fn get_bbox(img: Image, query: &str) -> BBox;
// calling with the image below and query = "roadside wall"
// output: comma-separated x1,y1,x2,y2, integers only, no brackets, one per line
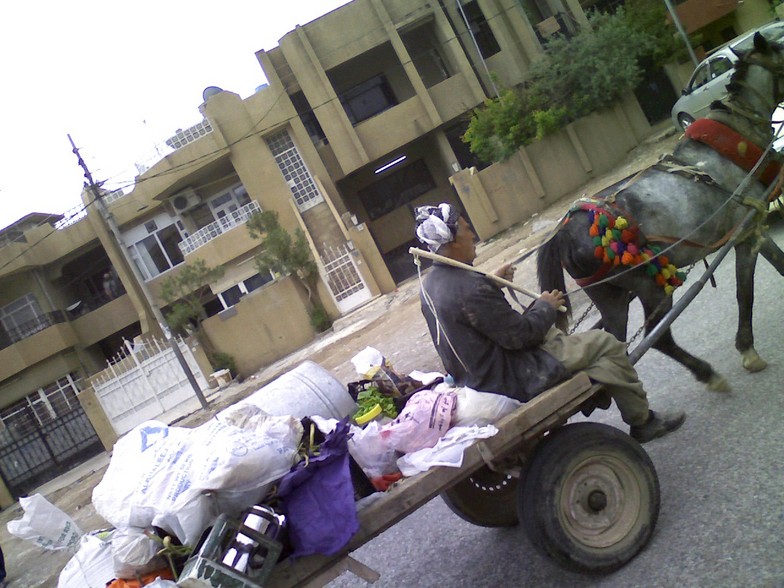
451,94,652,240
201,276,316,377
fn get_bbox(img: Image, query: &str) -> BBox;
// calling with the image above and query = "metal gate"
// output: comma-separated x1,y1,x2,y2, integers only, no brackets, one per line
0,375,103,498
321,244,372,313
92,336,209,435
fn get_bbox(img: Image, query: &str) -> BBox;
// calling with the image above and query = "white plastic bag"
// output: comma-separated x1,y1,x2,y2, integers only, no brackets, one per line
111,527,166,579
348,420,399,478
397,425,499,476
350,346,386,376
58,534,115,588
92,417,302,545
380,389,456,453
7,493,82,552
451,386,522,426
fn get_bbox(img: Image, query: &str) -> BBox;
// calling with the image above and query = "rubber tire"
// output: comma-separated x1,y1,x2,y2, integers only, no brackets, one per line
677,112,695,131
441,465,519,527
519,422,660,574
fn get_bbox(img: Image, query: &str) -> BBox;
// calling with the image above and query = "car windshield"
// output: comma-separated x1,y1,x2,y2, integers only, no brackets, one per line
733,22,784,52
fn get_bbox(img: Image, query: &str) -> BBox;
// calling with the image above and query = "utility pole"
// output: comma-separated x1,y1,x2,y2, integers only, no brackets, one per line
663,0,700,68
68,134,209,409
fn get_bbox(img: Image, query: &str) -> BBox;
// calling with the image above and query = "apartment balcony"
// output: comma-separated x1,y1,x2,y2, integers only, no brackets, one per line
69,295,138,347
0,311,69,351
178,200,262,256
0,318,78,382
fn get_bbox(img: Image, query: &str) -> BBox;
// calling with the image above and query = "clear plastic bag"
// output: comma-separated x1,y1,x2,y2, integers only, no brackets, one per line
7,493,82,552
348,420,399,478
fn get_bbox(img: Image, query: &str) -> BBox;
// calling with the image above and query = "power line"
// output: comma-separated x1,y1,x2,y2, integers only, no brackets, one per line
68,134,209,410
4,1,544,264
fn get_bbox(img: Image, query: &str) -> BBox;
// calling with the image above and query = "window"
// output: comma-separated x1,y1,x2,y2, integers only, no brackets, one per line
216,272,274,310
358,159,437,220
266,130,324,212
0,293,44,341
0,374,80,440
461,1,501,58
124,214,185,280
243,272,273,293
689,64,711,91
208,183,252,228
339,75,398,124
711,57,733,79
219,285,243,308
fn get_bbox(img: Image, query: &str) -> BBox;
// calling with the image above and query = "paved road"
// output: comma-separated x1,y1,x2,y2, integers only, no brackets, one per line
329,221,784,588
5,128,781,587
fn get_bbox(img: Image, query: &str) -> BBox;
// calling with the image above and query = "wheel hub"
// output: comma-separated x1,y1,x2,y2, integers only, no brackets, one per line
587,489,607,512
558,455,642,549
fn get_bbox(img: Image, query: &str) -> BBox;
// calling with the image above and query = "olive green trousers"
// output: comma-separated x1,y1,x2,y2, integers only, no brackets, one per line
541,328,650,426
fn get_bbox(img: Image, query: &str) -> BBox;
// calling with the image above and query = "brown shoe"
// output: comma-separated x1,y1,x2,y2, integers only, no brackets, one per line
630,410,686,443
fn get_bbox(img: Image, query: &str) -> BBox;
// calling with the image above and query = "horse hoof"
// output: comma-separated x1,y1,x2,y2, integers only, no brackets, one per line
741,349,767,372
707,374,731,393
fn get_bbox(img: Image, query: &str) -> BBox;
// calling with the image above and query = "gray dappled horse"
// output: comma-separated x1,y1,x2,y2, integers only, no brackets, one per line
538,33,784,392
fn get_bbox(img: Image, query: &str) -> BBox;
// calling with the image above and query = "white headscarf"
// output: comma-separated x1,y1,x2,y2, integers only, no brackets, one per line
415,203,459,252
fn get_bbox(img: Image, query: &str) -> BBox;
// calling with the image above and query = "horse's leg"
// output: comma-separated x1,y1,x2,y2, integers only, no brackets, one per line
758,233,784,276
634,282,730,392
735,241,767,372
583,283,630,341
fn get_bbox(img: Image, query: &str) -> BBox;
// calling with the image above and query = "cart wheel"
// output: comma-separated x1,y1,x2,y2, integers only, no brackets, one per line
520,422,659,574
441,465,519,527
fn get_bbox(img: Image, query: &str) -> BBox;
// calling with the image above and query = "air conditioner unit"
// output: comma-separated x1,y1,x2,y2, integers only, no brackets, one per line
171,188,201,213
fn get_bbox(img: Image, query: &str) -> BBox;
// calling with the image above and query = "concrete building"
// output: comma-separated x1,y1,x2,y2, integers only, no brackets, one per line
0,0,774,506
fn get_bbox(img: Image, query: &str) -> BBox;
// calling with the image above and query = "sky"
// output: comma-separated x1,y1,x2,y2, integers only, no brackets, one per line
0,0,352,230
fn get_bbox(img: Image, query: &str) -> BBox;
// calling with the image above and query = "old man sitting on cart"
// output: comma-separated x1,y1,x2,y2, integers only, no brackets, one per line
415,203,685,443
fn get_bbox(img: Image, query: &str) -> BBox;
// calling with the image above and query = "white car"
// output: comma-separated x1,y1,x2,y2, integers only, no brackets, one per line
671,21,784,131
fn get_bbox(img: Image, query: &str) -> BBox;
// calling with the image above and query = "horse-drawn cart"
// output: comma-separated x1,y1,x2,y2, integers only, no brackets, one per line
262,32,784,587
264,372,659,587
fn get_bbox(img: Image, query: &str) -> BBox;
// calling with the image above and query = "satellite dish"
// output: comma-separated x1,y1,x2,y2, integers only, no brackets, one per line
202,86,224,101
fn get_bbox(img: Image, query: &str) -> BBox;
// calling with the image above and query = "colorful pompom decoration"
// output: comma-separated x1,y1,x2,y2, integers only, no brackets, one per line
581,207,686,295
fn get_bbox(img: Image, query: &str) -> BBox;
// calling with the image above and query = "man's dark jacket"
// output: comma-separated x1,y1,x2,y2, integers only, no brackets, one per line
421,263,569,401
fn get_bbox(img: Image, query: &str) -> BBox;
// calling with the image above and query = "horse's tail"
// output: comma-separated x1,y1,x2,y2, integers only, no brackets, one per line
537,233,572,332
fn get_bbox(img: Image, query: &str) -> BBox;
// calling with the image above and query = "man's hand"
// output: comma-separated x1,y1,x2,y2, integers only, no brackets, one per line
539,289,566,310
494,263,516,282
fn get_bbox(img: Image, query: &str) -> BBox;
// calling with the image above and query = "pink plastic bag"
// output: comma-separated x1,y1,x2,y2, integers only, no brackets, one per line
379,390,456,453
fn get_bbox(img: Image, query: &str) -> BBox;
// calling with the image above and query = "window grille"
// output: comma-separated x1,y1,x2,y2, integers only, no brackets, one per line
265,130,324,212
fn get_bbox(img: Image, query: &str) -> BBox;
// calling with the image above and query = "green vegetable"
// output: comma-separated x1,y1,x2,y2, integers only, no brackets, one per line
354,387,398,420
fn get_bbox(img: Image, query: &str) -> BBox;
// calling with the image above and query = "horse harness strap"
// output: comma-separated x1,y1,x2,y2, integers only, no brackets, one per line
684,118,781,188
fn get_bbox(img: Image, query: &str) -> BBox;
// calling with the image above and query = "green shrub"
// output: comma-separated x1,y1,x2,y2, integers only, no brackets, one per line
310,305,333,333
211,351,237,377
464,1,680,163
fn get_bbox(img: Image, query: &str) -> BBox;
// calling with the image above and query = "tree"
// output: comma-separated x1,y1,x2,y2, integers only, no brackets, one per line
159,259,225,361
246,210,332,331
464,2,681,163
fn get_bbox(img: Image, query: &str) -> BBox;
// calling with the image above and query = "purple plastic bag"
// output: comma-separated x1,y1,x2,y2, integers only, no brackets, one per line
276,418,359,558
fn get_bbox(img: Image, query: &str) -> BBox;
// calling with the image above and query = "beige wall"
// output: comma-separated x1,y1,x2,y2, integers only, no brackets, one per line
734,0,775,32
0,216,95,277
201,276,316,377
0,324,79,385
349,224,397,294
78,387,118,452
69,295,139,346
0,351,83,405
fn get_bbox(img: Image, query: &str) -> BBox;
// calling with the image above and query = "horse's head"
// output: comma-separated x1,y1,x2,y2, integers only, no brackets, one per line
722,32,784,138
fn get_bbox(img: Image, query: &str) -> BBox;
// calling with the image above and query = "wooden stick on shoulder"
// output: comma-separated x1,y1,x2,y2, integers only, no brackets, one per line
409,247,567,312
